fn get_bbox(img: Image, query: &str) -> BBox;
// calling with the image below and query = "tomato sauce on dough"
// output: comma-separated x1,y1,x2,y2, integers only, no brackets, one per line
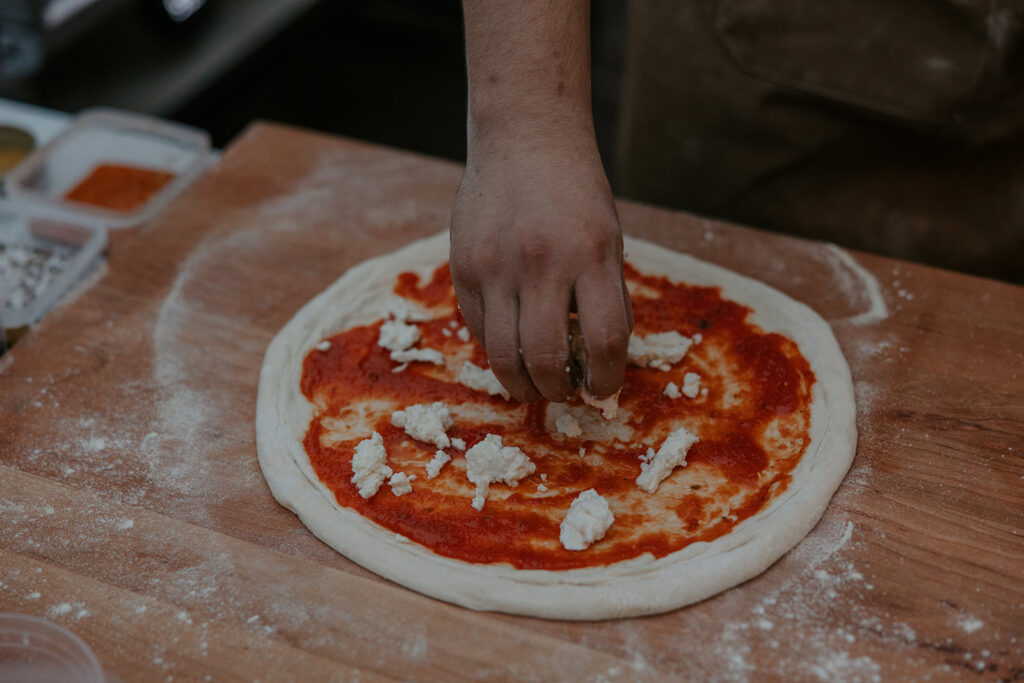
301,263,816,570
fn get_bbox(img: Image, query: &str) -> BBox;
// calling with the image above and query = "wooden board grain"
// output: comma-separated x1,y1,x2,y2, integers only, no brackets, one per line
1,122,1022,681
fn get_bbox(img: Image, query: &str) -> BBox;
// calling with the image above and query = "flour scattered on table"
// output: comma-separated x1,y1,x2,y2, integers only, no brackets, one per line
956,615,985,634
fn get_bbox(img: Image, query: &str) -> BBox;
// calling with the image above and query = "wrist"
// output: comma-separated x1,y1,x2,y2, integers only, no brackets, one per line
467,103,600,166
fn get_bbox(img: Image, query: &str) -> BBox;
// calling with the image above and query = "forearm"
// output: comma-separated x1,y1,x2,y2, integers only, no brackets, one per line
453,1,629,403
462,1,596,154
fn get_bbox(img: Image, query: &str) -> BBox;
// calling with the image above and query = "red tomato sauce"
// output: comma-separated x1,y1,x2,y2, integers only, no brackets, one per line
301,262,816,570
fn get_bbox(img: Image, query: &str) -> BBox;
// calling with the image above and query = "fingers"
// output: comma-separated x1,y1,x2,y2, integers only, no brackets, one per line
574,264,632,398
518,278,574,402
482,290,541,403
452,275,486,349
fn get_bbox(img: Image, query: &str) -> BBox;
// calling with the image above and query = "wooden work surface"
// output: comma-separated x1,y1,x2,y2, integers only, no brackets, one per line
2,123,1022,681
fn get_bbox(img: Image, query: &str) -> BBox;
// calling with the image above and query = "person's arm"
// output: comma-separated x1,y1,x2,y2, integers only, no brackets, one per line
451,0,632,403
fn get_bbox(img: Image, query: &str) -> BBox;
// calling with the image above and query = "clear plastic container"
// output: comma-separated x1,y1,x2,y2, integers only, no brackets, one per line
0,198,106,340
0,275,8,354
5,107,211,228
0,613,104,683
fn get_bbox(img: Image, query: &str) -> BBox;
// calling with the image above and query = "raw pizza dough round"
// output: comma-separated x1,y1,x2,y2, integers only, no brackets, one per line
256,230,856,620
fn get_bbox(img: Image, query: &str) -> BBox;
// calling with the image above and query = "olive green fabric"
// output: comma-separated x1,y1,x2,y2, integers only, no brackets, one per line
617,0,1024,281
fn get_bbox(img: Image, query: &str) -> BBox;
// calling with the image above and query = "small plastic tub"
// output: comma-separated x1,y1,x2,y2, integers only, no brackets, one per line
5,107,211,229
0,613,104,683
0,198,106,343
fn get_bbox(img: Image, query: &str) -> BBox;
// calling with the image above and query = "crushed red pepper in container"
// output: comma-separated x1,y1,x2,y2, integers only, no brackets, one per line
64,163,175,211
4,108,211,229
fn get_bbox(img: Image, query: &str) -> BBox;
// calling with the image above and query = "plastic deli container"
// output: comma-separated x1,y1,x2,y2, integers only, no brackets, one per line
0,199,106,343
5,107,211,228
0,614,104,683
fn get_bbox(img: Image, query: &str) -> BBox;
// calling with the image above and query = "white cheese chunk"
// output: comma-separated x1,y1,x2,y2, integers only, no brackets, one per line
388,471,416,496
450,437,466,451
456,326,471,342
465,434,536,510
425,450,451,479
391,402,453,448
537,484,549,493
457,361,510,400
663,381,681,399
390,347,444,365
555,413,583,438
559,489,615,551
692,333,703,344
627,331,693,371
389,300,432,323
315,340,332,352
636,427,699,494
682,372,701,399
378,319,421,353
580,387,620,420
350,432,392,499
441,327,452,337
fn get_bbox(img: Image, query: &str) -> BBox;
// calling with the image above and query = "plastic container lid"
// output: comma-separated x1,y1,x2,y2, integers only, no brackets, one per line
5,107,211,229
0,613,104,683
0,198,107,331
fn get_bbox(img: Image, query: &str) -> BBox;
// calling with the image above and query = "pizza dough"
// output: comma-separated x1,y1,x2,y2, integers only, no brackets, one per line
255,230,856,620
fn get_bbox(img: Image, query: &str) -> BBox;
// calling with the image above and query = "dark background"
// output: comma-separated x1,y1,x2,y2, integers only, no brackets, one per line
2,0,627,181
3,0,1020,283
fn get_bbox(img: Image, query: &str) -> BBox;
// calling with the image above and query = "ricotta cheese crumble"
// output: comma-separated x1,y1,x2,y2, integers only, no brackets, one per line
390,347,444,365
627,331,693,371
464,434,536,510
457,362,510,400
559,489,615,551
425,450,451,479
378,318,420,353
388,471,416,496
636,426,700,494
391,402,453,449
555,413,583,438
682,372,701,399
350,432,392,498
663,381,681,399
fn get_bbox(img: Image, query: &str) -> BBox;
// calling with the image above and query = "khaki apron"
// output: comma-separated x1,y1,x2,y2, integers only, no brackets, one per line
617,0,1024,281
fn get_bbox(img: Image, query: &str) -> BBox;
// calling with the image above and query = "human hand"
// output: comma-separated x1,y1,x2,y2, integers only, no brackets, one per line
450,137,632,403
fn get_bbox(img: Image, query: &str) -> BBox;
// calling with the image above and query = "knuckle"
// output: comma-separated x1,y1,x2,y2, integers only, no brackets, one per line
578,227,621,264
515,234,556,271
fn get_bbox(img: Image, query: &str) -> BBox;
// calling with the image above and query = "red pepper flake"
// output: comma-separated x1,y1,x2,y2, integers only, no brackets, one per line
65,163,175,211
